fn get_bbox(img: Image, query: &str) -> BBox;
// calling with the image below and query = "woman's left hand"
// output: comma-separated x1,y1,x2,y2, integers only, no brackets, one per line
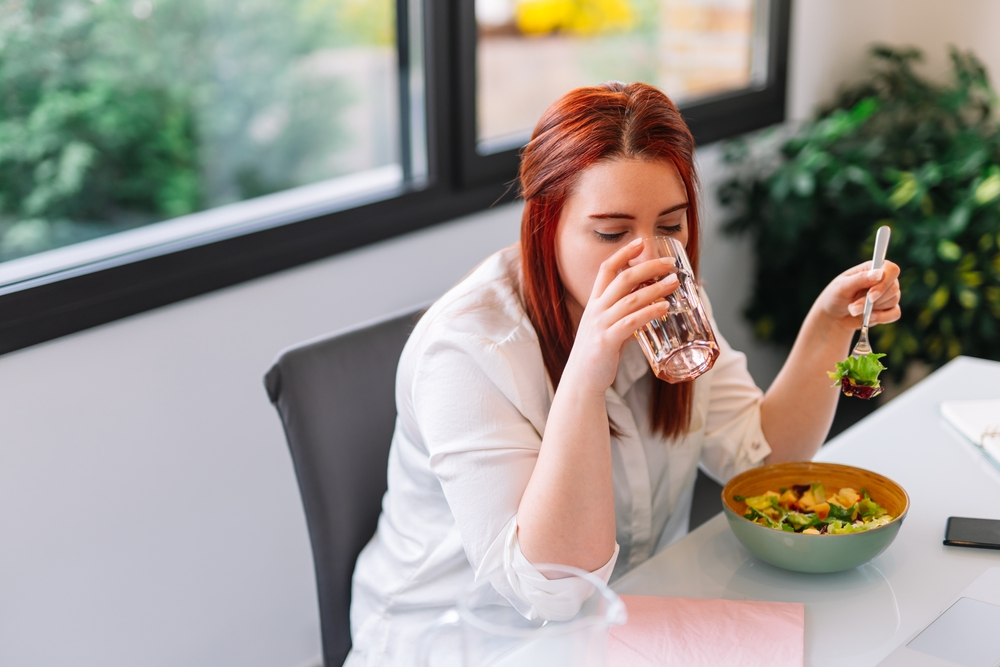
813,260,902,332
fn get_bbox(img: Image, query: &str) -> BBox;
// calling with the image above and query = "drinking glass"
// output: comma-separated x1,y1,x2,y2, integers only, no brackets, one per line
416,563,627,667
632,236,719,383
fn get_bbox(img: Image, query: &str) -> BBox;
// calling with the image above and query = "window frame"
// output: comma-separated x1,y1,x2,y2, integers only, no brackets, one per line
0,0,790,356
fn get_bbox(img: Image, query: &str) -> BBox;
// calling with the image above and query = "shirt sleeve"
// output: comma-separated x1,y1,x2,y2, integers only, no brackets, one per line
483,515,619,620
698,320,772,484
411,329,618,620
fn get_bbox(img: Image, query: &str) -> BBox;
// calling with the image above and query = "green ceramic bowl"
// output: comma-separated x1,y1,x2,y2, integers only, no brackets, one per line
722,462,909,573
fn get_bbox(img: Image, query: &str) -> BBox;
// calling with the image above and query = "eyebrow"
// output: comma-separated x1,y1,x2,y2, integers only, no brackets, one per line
589,202,689,220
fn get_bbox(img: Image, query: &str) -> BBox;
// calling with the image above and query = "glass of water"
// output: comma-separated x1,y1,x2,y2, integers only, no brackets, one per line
632,236,719,383
416,563,626,667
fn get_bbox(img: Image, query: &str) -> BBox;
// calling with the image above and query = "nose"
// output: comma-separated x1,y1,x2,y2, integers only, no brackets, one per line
637,241,658,263
629,237,672,267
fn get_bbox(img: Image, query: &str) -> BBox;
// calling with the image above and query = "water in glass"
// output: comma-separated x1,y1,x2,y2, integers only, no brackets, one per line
633,237,719,383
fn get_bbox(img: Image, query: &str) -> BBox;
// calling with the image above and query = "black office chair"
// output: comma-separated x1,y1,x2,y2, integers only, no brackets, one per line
264,307,424,667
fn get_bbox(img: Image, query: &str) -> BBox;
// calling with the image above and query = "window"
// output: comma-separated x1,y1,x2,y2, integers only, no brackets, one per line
476,0,767,152
0,0,410,271
0,0,789,354
457,0,788,185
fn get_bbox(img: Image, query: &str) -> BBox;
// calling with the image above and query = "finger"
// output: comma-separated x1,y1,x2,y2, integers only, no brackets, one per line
872,293,901,314
852,282,900,316
601,257,678,306
867,262,900,303
871,281,900,308
881,260,901,280
847,298,866,318
607,300,673,341
838,260,873,278
592,238,646,300
869,305,901,326
840,264,884,299
603,272,679,324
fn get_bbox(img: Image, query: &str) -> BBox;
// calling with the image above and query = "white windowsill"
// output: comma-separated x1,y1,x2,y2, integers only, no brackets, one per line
0,165,404,293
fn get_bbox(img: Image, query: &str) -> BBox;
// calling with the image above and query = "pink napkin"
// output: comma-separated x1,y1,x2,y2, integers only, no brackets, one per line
608,595,804,667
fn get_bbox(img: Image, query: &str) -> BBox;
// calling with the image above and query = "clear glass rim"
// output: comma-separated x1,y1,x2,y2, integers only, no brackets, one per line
639,235,693,273
457,563,627,638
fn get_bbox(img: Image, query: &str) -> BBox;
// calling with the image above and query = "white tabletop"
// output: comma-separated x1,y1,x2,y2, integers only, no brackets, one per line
612,356,1000,666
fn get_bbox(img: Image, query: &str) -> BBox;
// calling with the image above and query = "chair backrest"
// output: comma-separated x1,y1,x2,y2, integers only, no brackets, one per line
264,307,423,667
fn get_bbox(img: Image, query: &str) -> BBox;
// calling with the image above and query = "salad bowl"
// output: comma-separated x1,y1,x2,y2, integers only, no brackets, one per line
722,461,909,573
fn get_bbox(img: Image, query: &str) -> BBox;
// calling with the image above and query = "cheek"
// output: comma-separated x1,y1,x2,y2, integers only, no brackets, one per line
676,225,690,250
556,237,605,305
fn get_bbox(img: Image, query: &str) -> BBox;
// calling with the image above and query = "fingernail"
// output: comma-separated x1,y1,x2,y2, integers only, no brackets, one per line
662,273,679,285
629,238,642,247
848,303,863,317
660,257,676,264
867,269,883,281
868,290,882,303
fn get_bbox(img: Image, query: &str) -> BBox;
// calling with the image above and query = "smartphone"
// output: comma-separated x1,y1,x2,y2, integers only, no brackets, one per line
944,517,1000,550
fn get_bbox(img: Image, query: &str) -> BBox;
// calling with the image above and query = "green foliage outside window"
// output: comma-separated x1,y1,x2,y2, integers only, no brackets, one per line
720,46,1000,378
0,0,393,263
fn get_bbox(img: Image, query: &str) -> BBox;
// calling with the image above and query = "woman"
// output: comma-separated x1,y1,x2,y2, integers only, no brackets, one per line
346,82,901,665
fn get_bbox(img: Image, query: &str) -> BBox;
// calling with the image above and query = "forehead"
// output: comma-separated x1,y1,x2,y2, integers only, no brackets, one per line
566,158,686,209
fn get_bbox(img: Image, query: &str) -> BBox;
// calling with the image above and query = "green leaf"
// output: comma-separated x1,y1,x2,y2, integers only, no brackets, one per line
958,289,979,309
826,520,861,535
975,166,1000,204
793,170,816,197
786,511,818,529
828,353,887,387
826,503,855,522
928,286,950,312
889,172,918,208
850,97,881,123
937,240,963,261
917,162,943,186
944,205,971,237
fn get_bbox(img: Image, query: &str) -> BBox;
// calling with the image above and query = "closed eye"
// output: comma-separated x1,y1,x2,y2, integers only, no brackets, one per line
596,231,626,242
658,224,683,234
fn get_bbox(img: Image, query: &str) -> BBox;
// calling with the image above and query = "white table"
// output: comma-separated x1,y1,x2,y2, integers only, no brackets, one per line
613,356,1000,666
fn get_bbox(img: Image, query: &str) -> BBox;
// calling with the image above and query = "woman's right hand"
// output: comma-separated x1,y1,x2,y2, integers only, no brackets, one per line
563,238,679,394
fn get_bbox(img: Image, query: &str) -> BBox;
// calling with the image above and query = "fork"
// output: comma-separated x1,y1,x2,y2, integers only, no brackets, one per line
851,225,892,358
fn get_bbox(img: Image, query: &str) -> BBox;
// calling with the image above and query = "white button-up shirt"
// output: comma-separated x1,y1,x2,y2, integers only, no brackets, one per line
346,246,771,666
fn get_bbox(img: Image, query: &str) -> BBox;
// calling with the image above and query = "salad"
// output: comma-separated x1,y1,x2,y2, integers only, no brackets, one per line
828,353,887,400
735,482,894,535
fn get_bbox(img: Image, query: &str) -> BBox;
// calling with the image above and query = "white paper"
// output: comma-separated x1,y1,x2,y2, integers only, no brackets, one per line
940,400,1000,464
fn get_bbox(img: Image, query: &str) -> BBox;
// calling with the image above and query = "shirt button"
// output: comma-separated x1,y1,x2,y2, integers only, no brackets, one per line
751,441,760,450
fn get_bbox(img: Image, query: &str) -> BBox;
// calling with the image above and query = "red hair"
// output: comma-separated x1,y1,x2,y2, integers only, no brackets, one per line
518,82,699,439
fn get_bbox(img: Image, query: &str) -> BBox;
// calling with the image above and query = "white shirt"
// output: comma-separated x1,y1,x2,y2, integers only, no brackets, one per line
346,246,771,666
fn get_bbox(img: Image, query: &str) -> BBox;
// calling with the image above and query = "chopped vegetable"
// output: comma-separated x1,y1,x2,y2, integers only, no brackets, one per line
736,482,894,534
828,353,887,400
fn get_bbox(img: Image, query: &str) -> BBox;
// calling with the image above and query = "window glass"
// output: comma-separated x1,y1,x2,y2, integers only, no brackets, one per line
0,0,398,265
476,0,763,152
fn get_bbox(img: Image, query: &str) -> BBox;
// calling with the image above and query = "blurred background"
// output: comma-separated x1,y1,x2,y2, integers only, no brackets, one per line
476,0,759,150
1,2,999,666
0,0,398,262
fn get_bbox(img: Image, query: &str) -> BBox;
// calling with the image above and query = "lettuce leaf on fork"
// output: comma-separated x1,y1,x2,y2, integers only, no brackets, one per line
828,353,887,388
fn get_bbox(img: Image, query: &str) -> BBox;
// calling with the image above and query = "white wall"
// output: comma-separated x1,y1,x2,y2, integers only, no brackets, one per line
787,0,1000,122
4,2,999,666
0,206,521,667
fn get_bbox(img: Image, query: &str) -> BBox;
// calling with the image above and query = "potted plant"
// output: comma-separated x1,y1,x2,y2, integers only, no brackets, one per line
719,45,1000,382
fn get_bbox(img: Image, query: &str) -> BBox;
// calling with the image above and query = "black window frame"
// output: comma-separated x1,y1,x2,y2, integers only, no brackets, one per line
0,0,790,356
